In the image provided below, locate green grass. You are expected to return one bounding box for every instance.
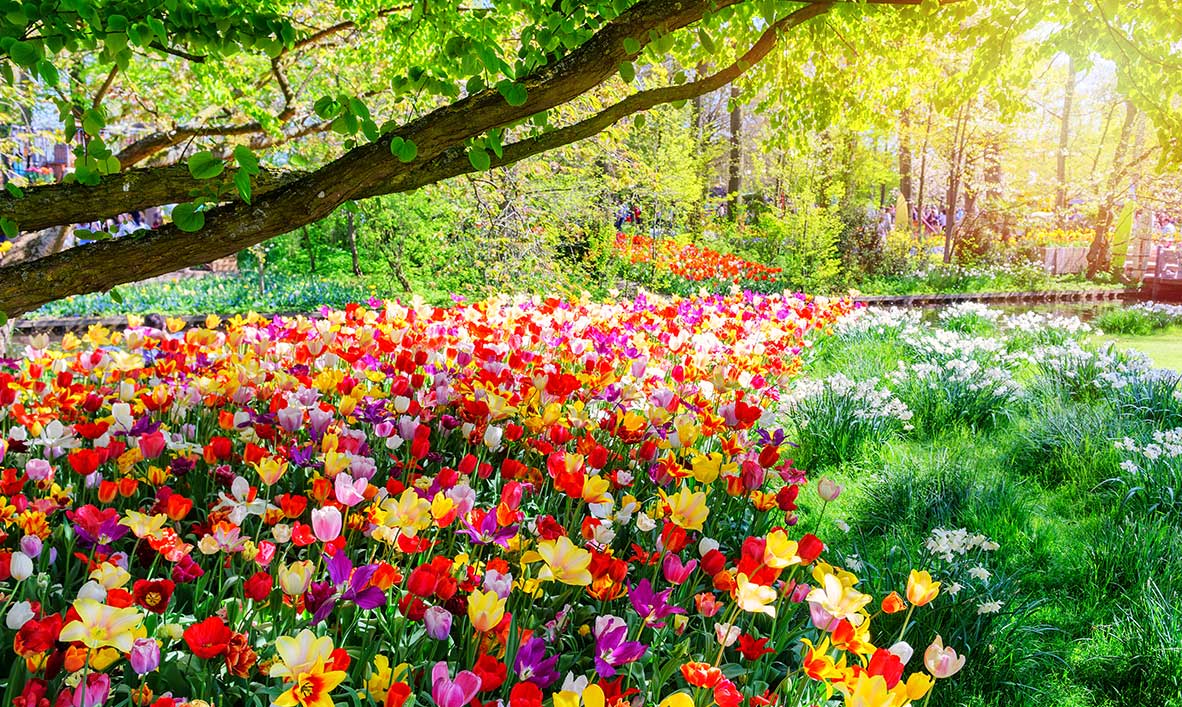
[1094,328,1182,370]
[797,314,1182,707]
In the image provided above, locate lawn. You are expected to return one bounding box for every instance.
[1097,329,1182,370]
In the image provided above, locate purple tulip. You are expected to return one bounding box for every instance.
[424,606,453,640]
[129,638,160,675]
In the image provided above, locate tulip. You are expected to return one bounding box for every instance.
[924,635,966,678]
[467,589,506,633]
[129,638,161,675]
[424,606,452,640]
[817,477,843,502]
[905,570,940,607]
[431,661,481,707]
[10,551,33,581]
[311,507,343,543]
[5,600,34,630]
[334,474,368,507]
[278,561,315,596]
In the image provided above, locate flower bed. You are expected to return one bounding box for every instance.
[0,292,973,707]
[612,233,782,287]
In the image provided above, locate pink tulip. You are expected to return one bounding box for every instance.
[310,507,342,542]
[817,478,843,502]
[137,431,167,460]
[431,661,481,707]
[661,553,698,585]
[334,474,367,507]
[70,673,110,707]
[924,635,967,678]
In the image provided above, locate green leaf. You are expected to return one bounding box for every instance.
[498,81,528,107]
[36,59,58,86]
[187,151,225,180]
[234,170,252,204]
[9,41,38,68]
[0,217,16,238]
[109,288,124,304]
[467,147,491,171]
[0,311,7,326]
[233,145,259,175]
[81,109,104,137]
[395,139,417,163]
[623,37,641,55]
[634,113,646,129]
[5,183,23,198]
[698,29,716,54]
[619,61,635,83]
[171,203,205,232]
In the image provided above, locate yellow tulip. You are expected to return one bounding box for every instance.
[467,589,506,632]
[906,570,940,607]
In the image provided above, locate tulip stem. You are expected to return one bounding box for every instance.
[895,604,916,643]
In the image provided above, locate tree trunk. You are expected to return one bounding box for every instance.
[347,210,362,277]
[387,231,413,293]
[726,82,742,219]
[303,226,317,274]
[1056,55,1075,227]
[841,132,858,211]
[916,106,933,233]
[1087,100,1138,278]
[898,108,913,204]
[943,103,969,264]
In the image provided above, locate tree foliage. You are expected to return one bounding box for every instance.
[0,0,1178,315]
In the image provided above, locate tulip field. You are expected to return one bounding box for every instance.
[2,293,1181,707]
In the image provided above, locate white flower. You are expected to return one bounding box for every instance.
[945,582,963,596]
[977,600,1004,614]
[969,566,992,582]
[5,601,35,630]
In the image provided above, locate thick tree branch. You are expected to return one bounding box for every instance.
[0,0,947,316]
[0,166,305,232]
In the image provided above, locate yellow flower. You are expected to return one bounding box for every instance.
[906,570,940,607]
[806,572,872,620]
[763,529,801,569]
[254,457,288,486]
[270,629,335,680]
[120,511,169,540]
[58,599,143,652]
[89,562,131,589]
[735,573,777,617]
[846,674,893,707]
[277,561,316,597]
[468,589,507,632]
[903,672,934,700]
[273,659,347,707]
[555,683,605,707]
[366,656,410,703]
[663,485,709,531]
[535,536,593,586]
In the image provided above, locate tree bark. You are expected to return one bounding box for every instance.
[1055,55,1074,227]
[726,82,742,220]
[898,108,912,204]
[347,211,363,277]
[1087,100,1137,278]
